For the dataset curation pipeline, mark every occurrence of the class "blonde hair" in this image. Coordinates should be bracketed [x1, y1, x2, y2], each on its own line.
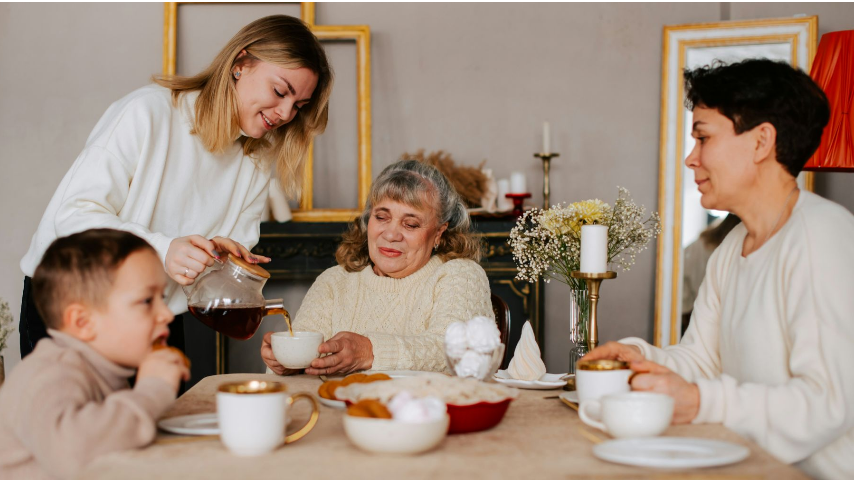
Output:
[336, 160, 482, 272]
[154, 15, 333, 197]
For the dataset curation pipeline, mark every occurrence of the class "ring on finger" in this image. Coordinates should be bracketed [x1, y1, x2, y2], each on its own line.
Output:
[183, 267, 190, 277]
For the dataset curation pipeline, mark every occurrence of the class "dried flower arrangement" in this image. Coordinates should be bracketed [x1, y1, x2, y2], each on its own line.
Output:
[400, 150, 488, 208]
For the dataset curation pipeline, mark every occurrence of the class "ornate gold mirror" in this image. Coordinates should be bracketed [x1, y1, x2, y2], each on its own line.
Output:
[655, 16, 817, 347]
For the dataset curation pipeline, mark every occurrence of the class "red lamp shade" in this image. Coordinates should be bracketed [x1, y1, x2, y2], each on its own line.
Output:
[803, 30, 854, 172]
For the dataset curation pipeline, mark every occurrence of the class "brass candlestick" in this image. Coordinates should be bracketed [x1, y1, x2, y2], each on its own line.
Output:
[535, 152, 559, 209]
[570, 271, 617, 351]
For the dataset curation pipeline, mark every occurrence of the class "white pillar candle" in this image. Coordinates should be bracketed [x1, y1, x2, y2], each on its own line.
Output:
[509, 172, 527, 193]
[496, 179, 512, 211]
[543, 121, 550, 154]
[580, 225, 608, 273]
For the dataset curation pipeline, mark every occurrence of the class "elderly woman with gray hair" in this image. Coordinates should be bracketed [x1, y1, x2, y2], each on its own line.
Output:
[261, 160, 493, 375]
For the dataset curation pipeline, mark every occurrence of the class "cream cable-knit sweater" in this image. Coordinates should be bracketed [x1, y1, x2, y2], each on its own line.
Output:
[292, 256, 493, 372]
[620, 191, 854, 480]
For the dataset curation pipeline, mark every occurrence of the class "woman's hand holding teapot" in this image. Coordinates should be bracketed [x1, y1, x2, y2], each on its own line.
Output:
[165, 235, 271, 285]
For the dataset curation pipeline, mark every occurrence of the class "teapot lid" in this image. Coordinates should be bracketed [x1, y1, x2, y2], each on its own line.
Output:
[228, 253, 271, 279]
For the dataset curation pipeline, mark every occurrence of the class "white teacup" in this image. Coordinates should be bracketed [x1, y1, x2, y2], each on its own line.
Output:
[575, 359, 633, 403]
[579, 392, 674, 438]
[217, 380, 319, 456]
[271, 331, 323, 369]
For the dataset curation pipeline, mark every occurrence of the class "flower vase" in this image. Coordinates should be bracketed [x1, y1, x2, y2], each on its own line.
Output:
[568, 289, 590, 374]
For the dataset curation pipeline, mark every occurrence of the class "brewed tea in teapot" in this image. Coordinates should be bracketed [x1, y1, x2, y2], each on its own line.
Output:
[184, 254, 291, 340]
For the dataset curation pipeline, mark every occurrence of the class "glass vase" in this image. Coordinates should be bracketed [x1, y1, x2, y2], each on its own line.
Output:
[568, 288, 590, 374]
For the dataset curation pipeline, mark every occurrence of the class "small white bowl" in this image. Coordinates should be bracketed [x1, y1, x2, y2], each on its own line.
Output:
[343, 414, 449, 455]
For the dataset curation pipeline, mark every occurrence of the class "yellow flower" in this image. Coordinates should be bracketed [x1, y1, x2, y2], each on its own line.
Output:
[569, 199, 609, 229]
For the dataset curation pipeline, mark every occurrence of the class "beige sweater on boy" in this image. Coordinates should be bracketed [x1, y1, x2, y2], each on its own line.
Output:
[292, 256, 494, 372]
[620, 192, 854, 480]
[0, 330, 175, 480]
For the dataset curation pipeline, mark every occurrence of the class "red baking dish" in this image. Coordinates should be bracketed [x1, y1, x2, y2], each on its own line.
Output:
[446, 398, 513, 434]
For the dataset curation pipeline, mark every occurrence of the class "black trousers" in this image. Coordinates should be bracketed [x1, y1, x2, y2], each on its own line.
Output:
[19, 276, 186, 357]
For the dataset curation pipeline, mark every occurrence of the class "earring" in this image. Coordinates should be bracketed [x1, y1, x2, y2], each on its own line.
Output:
[233, 70, 241, 79]
[434, 244, 439, 252]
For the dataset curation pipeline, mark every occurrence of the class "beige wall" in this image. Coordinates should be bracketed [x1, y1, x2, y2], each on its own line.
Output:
[2, 3, 853, 374]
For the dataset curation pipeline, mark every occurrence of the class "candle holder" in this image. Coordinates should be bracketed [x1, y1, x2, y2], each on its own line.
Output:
[570, 271, 617, 351]
[505, 193, 531, 217]
[535, 152, 559, 209]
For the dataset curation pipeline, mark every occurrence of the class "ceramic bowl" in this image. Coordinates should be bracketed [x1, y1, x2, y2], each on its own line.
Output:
[446, 398, 513, 434]
[343, 414, 450, 454]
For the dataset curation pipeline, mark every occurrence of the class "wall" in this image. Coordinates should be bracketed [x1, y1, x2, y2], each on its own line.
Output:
[2, 3, 852, 374]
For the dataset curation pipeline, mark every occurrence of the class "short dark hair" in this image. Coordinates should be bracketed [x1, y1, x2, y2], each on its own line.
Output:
[684, 58, 830, 177]
[32, 229, 156, 329]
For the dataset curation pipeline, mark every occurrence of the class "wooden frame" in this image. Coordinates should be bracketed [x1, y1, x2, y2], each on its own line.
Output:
[654, 17, 818, 348]
[162, 2, 372, 224]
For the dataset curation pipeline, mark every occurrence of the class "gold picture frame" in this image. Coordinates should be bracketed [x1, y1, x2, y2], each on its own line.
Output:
[654, 16, 818, 348]
[162, 2, 372, 224]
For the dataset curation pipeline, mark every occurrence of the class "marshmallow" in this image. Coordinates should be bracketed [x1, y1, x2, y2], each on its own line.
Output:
[465, 316, 501, 354]
[444, 322, 469, 360]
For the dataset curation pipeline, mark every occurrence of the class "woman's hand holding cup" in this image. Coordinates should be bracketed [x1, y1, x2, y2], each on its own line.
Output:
[629, 360, 700, 424]
[261, 331, 298, 376]
[305, 332, 373, 376]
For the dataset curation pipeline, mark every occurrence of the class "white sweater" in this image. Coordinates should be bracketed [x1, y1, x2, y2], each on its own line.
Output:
[21, 85, 272, 314]
[621, 191, 854, 480]
[293, 256, 494, 372]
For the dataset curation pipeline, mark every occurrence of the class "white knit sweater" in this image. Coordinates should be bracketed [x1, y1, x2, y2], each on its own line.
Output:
[621, 191, 854, 480]
[20, 85, 272, 314]
[293, 256, 493, 372]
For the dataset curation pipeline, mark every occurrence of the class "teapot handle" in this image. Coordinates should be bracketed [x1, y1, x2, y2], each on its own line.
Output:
[182, 256, 225, 299]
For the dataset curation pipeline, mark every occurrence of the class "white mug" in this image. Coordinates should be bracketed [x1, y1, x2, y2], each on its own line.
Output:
[579, 392, 674, 438]
[271, 331, 323, 369]
[217, 380, 319, 456]
[576, 368, 633, 403]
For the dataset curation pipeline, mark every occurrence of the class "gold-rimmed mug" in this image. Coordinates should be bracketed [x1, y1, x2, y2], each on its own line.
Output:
[575, 359, 633, 403]
[217, 380, 319, 456]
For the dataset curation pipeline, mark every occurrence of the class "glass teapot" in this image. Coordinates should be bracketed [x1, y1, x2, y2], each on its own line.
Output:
[184, 254, 290, 340]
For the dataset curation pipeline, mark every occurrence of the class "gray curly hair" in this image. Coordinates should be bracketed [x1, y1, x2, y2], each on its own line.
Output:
[335, 160, 482, 272]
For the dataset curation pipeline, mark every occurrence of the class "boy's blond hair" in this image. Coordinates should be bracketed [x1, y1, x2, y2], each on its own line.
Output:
[32, 229, 156, 329]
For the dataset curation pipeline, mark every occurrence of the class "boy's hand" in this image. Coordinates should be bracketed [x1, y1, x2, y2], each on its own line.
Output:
[137, 349, 191, 392]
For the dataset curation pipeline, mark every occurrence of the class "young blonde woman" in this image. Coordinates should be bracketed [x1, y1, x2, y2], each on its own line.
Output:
[19, 15, 333, 356]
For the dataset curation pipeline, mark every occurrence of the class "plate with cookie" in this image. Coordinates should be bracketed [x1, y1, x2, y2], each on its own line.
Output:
[316, 373, 392, 409]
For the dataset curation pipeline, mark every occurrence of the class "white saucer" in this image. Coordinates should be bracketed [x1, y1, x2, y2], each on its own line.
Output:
[318, 396, 346, 409]
[493, 370, 566, 390]
[158, 413, 219, 435]
[593, 437, 750, 469]
[559, 391, 579, 404]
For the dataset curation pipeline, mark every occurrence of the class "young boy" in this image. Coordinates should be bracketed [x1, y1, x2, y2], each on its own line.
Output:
[0, 229, 190, 479]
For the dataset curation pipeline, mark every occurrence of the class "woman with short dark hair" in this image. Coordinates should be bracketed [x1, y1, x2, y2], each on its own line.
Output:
[585, 59, 853, 480]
